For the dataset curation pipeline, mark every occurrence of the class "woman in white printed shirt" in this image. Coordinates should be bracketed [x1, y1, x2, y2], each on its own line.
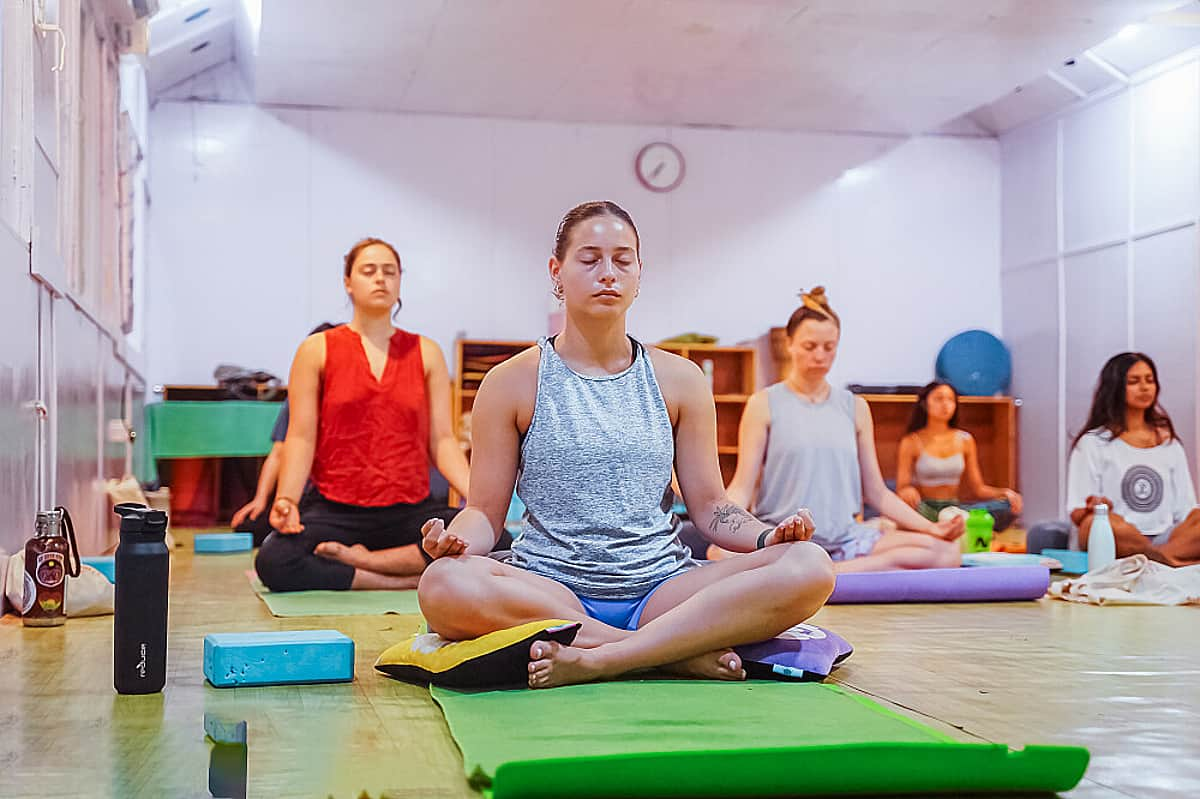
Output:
[1068, 352, 1199, 565]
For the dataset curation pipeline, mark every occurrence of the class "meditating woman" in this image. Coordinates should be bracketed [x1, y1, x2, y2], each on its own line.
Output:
[416, 201, 835, 689]
[895, 380, 1023, 530]
[724, 288, 963, 573]
[254, 238, 470, 591]
[1068, 352, 1199, 565]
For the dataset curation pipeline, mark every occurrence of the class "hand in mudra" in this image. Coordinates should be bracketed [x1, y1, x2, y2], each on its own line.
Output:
[763, 508, 816, 546]
[421, 518, 468, 559]
[270, 498, 304, 534]
[931, 514, 965, 541]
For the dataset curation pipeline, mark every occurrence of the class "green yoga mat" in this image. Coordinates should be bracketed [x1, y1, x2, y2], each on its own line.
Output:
[247, 574, 422, 617]
[432, 681, 1088, 798]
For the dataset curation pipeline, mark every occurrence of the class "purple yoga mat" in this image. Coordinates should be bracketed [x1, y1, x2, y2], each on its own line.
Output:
[828, 565, 1049, 604]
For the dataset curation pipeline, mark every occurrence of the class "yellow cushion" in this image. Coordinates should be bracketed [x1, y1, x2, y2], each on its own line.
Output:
[374, 619, 581, 689]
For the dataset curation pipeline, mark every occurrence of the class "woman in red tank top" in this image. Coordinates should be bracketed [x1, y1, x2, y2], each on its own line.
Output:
[254, 238, 470, 591]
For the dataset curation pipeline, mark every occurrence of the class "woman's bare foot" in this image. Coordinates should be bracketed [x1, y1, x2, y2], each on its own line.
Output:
[528, 640, 611, 688]
[315, 541, 374, 569]
[527, 641, 746, 688]
[661, 649, 745, 681]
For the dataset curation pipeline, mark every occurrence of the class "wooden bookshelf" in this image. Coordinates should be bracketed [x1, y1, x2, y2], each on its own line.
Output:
[657, 342, 756, 485]
[861, 393, 1020, 491]
[759, 327, 1020, 492]
[451, 339, 757, 503]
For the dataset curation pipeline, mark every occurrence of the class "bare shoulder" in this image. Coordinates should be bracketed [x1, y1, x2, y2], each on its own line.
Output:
[853, 395, 873, 431]
[478, 345, 540, 397]
[744, 387, 770, 420]
[646, 346, 706, 391]
[645, 347, 709, 425]
[417, 335, 446, 369]
[418, 335, 444, 358]
[296, 331, 326, 365]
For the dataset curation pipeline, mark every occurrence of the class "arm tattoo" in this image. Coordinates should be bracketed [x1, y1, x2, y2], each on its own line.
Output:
[709, 503, 756, 535]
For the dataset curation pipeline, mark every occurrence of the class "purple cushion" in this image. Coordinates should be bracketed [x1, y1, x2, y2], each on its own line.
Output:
[735, 623, 853, 682]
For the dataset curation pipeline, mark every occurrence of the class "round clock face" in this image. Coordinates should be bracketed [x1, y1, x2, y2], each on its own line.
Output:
[635, 142, 685, 193]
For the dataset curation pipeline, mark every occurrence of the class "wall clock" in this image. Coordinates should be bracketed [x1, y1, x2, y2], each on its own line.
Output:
[634, 142, 685, 193]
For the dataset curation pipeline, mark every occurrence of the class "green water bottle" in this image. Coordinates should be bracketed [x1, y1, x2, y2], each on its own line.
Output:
[964, 508, 994, 553]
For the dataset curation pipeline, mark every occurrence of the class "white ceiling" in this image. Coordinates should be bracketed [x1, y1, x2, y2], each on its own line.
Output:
[153, 0, 1194, 135]
[963, 1, 1200, 133]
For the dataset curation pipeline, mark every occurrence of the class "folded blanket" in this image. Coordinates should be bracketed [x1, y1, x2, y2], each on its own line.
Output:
[5, 552, 115, 617]
[1048, 554, 1200, 606]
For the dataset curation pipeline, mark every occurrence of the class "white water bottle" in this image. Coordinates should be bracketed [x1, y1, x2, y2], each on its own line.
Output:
[1087, 503, 1116, 572]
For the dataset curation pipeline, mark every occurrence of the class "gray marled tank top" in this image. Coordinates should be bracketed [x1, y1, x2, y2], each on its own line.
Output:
[755, 384, 863, 537]
[510, 336, 694, 599]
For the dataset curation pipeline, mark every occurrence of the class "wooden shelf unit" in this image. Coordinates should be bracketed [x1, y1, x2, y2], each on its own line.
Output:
[861, 393, 1020, 491]
[656, 342, 756, 484]
[451, 339, 757, 500]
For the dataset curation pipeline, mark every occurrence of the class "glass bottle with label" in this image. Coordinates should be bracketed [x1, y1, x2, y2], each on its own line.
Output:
[22, 509, 80, 627]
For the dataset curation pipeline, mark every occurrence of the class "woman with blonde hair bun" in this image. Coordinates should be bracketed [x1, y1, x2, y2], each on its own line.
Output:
[726, 287, 964, 572]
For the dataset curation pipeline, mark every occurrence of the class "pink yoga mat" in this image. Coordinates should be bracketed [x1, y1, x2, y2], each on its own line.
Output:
[828, 565, 1049, 604]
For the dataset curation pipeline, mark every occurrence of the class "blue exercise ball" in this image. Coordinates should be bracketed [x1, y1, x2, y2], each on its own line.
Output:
[935, 330, 1012, 396]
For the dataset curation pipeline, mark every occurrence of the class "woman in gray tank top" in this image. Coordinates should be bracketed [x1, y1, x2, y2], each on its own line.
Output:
[415, 202, 835, 689]
[725, 288, 964, 573]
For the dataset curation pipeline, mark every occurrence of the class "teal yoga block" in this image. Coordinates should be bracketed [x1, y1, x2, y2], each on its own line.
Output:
[82, 556, 116, 583]
[1042, 549, 1089, 574]
[204, 630, 355, 687]
[194, 532, 253, 553]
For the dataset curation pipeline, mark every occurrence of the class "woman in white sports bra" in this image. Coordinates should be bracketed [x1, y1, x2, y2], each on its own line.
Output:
[895, 381, 1023, 530]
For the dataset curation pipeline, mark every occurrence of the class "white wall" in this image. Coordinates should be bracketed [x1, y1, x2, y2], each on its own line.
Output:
[1000, 56, 1200, 524]
[146, 100, 1001, 394]
[0, 0, 140, 558]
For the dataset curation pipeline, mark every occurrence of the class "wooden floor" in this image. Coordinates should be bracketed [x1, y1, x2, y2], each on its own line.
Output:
[1, 530, 1197, 799]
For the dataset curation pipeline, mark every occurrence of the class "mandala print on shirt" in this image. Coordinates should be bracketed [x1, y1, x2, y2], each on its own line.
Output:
[1121, 465, 1164, 513]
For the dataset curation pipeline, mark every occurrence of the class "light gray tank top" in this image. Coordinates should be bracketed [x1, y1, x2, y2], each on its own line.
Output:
[914, 432, 967, 487]
[511, 337, 693, 600]
[755, 384, 863, 536]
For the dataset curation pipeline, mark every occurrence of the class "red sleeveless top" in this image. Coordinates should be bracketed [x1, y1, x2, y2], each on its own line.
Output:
[311, 326, 430, 506]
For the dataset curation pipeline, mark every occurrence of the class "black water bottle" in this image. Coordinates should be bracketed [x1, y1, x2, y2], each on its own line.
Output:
[113, 502, 170, 694]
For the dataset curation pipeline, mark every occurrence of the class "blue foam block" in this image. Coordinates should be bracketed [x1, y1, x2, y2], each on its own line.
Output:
[1041, 549, 1089, 574]
[194, 532, 254, 553]
[204, 630, 354, 687]
[203, 713, 247, 744]
[82, 556, 115, 583]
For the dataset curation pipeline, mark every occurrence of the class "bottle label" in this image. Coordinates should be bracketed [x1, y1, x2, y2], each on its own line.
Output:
[35, 552, 65, 588]
[21, 572, 36, 615]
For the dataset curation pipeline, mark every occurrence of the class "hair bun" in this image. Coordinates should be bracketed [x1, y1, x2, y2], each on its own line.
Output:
[786, 286, 840, 334]
[798, 286, 833, 317]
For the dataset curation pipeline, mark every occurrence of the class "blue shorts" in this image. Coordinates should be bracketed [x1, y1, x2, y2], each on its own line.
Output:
[577, 579, 673, 631]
